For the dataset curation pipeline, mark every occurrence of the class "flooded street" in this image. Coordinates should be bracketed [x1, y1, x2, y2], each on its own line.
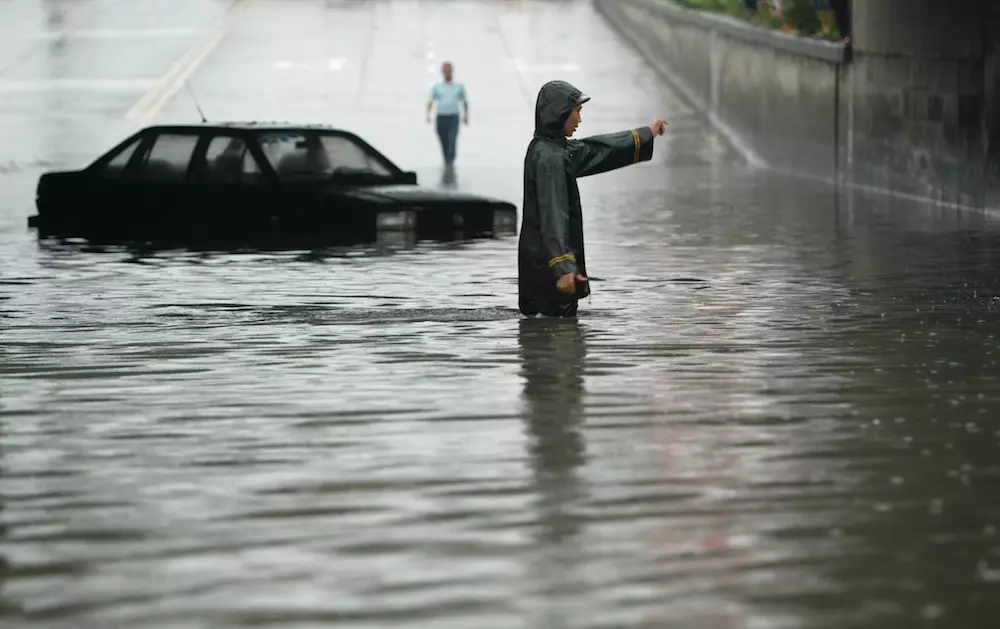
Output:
[3, 0, 1000, 627]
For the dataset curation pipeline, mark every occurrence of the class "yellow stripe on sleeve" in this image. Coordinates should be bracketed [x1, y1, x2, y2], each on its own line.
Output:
[547, 253, 577, 268]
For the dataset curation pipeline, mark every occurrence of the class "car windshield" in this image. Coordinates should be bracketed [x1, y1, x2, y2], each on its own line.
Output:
[257, 131, 395, 182]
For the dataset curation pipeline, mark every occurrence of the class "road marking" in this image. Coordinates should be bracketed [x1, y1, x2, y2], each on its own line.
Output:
[269, 58, 347, 72]
[0, 78, 157, 92]
[0, 0, 112, 77]
[124, 0, 251, 122]
[510, 58, 580, 73]
[23, 28, 200, 40]
[512, 59, 580, 73]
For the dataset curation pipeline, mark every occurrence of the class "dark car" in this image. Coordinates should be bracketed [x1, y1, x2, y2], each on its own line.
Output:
[27, 122, 518, 247]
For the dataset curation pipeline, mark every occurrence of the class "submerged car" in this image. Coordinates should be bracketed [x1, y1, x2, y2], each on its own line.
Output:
[27, 122, 518, 246]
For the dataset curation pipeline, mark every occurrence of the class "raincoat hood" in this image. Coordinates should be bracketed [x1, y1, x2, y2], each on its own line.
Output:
[534, 80, 590, 139]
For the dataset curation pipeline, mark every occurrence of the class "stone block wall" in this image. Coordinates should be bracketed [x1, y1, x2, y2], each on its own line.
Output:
[597, 0, 1000, 210]
[846, 0, 998, 207]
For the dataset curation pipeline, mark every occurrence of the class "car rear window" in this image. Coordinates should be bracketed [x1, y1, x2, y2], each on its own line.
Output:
[257, 132, 391, 181]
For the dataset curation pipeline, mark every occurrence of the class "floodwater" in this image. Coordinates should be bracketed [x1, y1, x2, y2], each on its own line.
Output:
[2, 1, 1000, 628]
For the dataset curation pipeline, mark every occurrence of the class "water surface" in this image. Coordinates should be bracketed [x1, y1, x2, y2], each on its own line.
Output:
[3, 1, 1000, 627]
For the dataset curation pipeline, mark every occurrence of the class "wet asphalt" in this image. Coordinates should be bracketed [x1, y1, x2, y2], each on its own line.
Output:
[3, 1, 1000, 628]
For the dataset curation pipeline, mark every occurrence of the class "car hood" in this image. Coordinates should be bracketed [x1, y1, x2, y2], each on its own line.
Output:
[336, 184, 512, 207]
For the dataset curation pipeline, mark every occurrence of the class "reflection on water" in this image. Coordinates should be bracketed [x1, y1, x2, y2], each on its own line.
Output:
[518, 319, 589, 629]
[440, 164, 458, 190]
[4, 157, 1000, 629]
[519, 318, 587, 543]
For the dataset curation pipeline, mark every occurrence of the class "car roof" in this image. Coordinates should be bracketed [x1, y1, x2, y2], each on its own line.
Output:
[140, 122, 354, 134]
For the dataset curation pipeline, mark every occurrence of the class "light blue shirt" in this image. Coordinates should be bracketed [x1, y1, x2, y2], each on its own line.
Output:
[429, 81, 467, 116]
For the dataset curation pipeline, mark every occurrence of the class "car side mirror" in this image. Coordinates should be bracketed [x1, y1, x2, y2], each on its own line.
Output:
[401, 171, 417, 185]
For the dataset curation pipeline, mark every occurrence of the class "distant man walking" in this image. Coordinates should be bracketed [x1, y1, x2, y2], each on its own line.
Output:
[426, 61, 468, 166]
[518, 80, 667, 318]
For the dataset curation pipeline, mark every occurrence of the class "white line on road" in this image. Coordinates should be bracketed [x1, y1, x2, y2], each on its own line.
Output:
[124, 0, 252, 123]
[22, 28, 201, 40]
[0, 79, 157, 92]
[269, 58, 348, 72]
[510, 58, 580, 73]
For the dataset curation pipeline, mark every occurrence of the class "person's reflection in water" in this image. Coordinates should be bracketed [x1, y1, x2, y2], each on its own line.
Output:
[439, 164, 457, 190]
[0, 419, 9, 596]
[519, 318, 589, 625]
[42, 0, 67, 54]
[43, 0, 66, 29]
[518, 317, 588, 542]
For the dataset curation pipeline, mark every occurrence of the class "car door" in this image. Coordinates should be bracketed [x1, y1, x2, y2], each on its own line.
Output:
[77, 133, 147, 237]
[254, 131, 336, 244]
[317, 133, 400, 239]
[108, 131, 201, 241]
[187, 133, 281, 245]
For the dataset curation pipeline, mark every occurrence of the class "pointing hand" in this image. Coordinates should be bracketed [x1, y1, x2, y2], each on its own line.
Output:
[649, 119, 668, 136]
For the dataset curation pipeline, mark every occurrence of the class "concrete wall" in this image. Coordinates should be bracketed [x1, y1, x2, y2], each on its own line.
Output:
[846, 0, 1000, 208]
[596, 0, 1000, 210]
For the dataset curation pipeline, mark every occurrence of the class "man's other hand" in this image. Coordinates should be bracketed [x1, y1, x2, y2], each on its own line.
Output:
[649, 119, 668, 136]
[556, 272, 587, 294]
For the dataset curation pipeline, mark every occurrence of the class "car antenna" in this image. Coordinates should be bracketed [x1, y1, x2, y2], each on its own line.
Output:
[184, 80, 208, 123]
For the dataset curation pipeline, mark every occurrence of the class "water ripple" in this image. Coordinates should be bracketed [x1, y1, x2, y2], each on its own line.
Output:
[3, 4, 1000, 628]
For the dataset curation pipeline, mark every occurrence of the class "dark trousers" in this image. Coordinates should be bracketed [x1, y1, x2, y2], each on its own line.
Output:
[519, 297, 579, 318]
[435, 114, 460, 165]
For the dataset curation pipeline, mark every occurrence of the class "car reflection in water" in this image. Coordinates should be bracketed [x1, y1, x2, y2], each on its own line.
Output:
[28, 122, 518, 250]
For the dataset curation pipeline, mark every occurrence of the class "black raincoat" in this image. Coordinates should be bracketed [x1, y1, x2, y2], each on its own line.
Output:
[518, 80, 656, 317]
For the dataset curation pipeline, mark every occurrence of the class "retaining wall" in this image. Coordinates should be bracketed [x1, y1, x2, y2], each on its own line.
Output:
[596, 0, 1000, 210]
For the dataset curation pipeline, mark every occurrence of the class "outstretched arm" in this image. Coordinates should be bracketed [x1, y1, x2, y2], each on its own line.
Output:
[567, 120, 666, 178]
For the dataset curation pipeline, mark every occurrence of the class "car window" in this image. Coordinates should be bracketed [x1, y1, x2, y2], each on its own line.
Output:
[322, 136, 391, 175]
[138, 133, 199, 182]
[101, 136, 142, 178]
[201, 136, 263, 184]
[258, 132, 392, 182]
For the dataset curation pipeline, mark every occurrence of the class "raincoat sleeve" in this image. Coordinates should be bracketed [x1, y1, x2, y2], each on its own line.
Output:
[535, 153, 579, 279]
[566, 126, 655, 178]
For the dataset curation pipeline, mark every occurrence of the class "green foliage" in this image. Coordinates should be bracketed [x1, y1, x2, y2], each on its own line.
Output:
[754, 6, 784, 30]
[781, 0, 821, 35]
[672, 0, 833, 39]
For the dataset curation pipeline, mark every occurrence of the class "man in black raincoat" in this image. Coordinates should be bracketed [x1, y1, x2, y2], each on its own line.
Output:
[518, 80, 667, 317]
